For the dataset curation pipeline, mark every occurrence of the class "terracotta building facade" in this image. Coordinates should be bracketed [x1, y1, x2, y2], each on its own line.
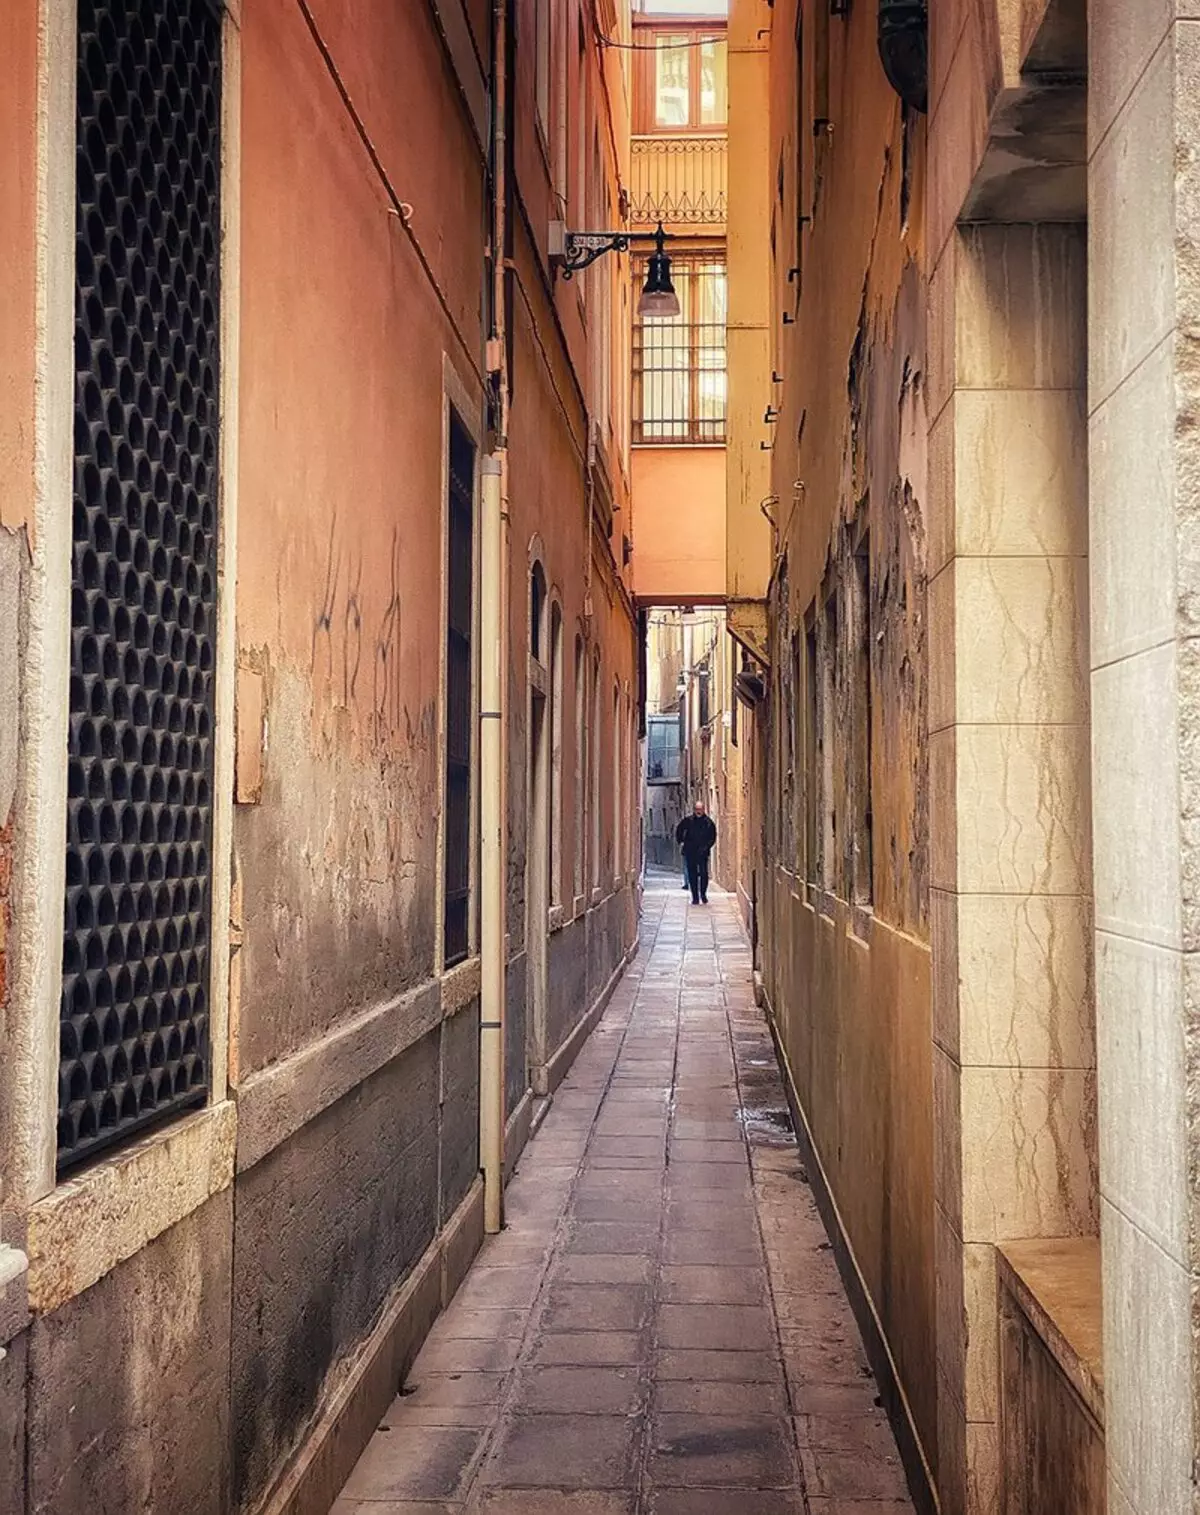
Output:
[0, 1, 639, 1509]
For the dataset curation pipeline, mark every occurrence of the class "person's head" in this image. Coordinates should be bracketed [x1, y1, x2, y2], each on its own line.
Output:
[693, 799, 706, 817]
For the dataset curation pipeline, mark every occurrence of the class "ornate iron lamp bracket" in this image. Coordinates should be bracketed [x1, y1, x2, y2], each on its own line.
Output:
[561, 231, 630, 279]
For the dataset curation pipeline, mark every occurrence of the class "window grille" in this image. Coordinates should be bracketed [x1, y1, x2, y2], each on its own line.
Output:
[444, 411, 475, 968]
[632, 254, 727, 444]
[60, 0, 222, 1172]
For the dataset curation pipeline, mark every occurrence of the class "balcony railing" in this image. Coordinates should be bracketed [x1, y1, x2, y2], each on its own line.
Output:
[629, 135, 727, 228]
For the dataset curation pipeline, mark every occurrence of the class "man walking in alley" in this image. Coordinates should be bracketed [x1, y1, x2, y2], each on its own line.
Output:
[676, 799, 717, 904]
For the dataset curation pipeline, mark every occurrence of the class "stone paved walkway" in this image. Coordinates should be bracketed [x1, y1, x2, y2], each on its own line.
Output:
[333, 886, 915, 1514]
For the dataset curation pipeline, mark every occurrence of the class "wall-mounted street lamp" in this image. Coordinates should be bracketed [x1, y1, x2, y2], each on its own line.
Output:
[555, 220, 681, 319]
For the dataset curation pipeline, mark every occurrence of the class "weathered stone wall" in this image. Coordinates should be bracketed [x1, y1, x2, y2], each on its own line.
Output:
[756, 0, 936, 1483]
[27, 1191, 233, 1515]
[1, 2, 639, 1513]
[231, 1043, 439, 1508]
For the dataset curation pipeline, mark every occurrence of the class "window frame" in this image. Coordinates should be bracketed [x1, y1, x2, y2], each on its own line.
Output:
[442, 406, 478, 970]
[633, 21, 728, 135]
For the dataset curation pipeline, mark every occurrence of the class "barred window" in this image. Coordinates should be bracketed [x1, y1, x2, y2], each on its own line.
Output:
[60, 0, 221, 1171]
[632, 254, 727, 445]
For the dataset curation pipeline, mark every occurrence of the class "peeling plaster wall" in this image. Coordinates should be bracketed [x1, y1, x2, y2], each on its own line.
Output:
[759, 0, 936, 1478]
[28, 1191, 233, 1515]
[235, 0, 475, 1076]
[2, 2, 640, 1510]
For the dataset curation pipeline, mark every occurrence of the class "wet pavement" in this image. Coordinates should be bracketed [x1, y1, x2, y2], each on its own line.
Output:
[333, 885, 915, 1514]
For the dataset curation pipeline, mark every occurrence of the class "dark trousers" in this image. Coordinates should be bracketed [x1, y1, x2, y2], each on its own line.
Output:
[686, 851, 710, 903]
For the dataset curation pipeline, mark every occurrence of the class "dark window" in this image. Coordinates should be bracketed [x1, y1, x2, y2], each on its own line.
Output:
[531, 563, 545, 662]
[852, 537, 873, 905]
[633, 254, 727, 444]
[821, 587, 838, 891]
[444, 411, 476, 967]
[59, 0, 222, 1172]
[804, 609, 818, 884]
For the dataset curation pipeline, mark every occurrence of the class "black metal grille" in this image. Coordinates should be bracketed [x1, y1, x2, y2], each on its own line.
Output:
[632, 253, 727, 445]
[444, 411, 475, 968]
[60, 0, 221, 1172]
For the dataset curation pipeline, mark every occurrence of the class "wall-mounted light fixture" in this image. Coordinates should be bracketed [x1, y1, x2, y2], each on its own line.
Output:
[555, 219, 680, 319]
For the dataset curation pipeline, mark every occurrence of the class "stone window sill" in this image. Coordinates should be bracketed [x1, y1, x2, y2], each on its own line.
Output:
[26, 1099, 236, 1315]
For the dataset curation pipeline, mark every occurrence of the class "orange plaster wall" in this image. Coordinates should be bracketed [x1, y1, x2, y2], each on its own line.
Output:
[0, 0, 37, 534]
[235, 0, 486, 1073]
[631, 446, 726, 603]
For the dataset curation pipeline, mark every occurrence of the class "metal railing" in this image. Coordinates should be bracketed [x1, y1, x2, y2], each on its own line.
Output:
[629, 135, 727, 228]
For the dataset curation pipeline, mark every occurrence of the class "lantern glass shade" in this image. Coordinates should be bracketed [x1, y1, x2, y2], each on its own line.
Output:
[638, 250, 680, 319]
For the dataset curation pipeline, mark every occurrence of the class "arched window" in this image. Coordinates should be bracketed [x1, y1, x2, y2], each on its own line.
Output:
[549, 603, 563, 907]
[530, 561, 546, 662]
[612, 683, 621, 881]
[590, 651, 602, 890]
[574, 636, 585, 900]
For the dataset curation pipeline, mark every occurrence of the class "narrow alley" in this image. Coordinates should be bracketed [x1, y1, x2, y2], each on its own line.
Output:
[335, 882, 912, 1514]
[3, 0, 1193, 1509]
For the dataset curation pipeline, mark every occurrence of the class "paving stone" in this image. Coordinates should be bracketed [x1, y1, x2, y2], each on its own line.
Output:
[590, 1136, 666, 1160]
[804, 1503, 913, 1515]
[789, 1378, 884, 1416]
[656, 1349, 783, 1383]
[565, 1222, 659, 1255]
[331, 890, 912, 1513]
[647, 1412, 796, 1488]
[800, 1446, 911, 1501]
[426, 1307, 529, 1340]
[475, 1493, 635, 1514]
[655, 1379, 790, 1417]
[658, 1303, 776, 1352]
[553, 1253, 655, 1286]
[339, 1426, 486, 1501]
[533, 1330, 646, 1366]
[542, 1283, 652, 1332]
[647, 1490, 805, 1514]
[669, 1142, 749, 1165]
[485, 1414, 639, 1489]
[794, 1413, 906, 1457]
[660, 1265, 769, 1305]
[510, 1364, 645, 1416]
[664, 1231, 762, 1266]
[332, 1500, 455, 1514]
[413, 1336, 522, 1375]
[454, 1265, 544, 1309]
[573, 1194, 664, 1224]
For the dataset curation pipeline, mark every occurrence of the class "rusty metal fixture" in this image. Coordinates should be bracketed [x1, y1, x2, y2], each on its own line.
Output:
[878, 0, 928, 113]
[61, 0, 221, 1171]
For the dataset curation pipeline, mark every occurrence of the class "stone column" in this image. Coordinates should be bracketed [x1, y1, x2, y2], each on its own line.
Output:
[1089, 10, 1200, 1513]
[928, 221, 1097, 1513]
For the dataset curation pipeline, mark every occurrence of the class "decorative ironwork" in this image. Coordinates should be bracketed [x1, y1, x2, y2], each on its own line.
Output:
[629, 136, 728, 228]
[60, 0, 222, 1171]
[560, 230, 631, 278]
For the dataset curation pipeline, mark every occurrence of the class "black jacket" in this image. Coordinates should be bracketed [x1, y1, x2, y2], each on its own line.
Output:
[676, 813, 717, 858]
